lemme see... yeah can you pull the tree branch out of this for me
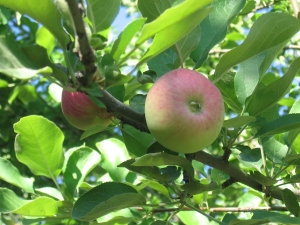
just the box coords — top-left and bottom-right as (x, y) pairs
(194, 151), (300, 201)
(97, 87), (149, 133)
(65, 0), (96, 87)
(137, 206), (288, 213)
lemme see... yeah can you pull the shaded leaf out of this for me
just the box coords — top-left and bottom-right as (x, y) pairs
(174, 25), (201, 67)
(14, 116), (64, 178)
(223, 116), (256, 128)
(129, 94), (146, 114)
(148, 48), (178, 78)
(261, 136), (288, 164)
(282, 188), (300, 217)
(132, 152), (194, 178)
(255, 114), (300, 137)
(87, 0), (121, 32)
(72, 182), (146, 221)
(249, 171), (277, 186)
(252, 210), (300, 224)
(191, 0), (246, 68)
(0, 38), (52, 80)
(247, 57), (300, 116)
(181, 181), (219, 195)
(138, 0), (177, 22)
(122, 125), (154, 157)
(215, 72), (243, 113)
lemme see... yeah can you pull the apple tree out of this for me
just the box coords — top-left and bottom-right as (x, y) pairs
(1, 0), (300, 224)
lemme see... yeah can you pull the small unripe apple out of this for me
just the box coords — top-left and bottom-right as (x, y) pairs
(61, 90), (112, 130)
(145, 68), (224, 153)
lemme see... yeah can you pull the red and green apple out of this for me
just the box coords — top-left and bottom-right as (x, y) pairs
(145, 68), (224, 153)
(61, 90), (112, 130)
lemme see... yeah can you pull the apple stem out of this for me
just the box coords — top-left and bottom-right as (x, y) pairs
(188, 100), (201, 113)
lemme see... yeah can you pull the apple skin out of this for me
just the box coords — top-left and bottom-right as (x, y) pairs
(145, 68), (224, 153)
(61, 90), (112, 130)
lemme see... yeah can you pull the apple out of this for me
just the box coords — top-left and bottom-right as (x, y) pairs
(145, 68), (224, 153)
(61, 90), (112, 130)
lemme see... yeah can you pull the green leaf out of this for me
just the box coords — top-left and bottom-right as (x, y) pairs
(72, 182), (146, 221)
(21, 45), (68, 84)
(252, 210), (300, 224)
(234, 146), (262, 171)
(119, 159), (176, 183)
(261, 136), (288, 164)
(215, 13), (300, 80)
(282, 188), (300, 217)
(0, 38), (52, 79)
(0, 158), (34, 193)
(137, 2), (212, 65)
(247, 57), (300, 116)
(255, 114), (300, 137)
(191, 0), (246, 68)
(63, 146), (101, 196)
(284, 154), (300, 165)
(177, 211), (209, 225)
(14, 115), (64, 178)
(174, 25), (201, 67)
(181, 181), (219, 195)
(129, 94), (146, 114)
(229, 218), (269, 225)
(148, 48), (178, 78)
(223, 116), (256, 128)
(96, 138), (129, 181)
(215, 72), (243, 113)
(0, 188), (58, 216)
(35, 187), (64, 200)
(80, 125), (112, 140)
(36, 26), (56, 56)
(132, 152), (194, 178)
(234, 53), (266, 105)
(121, 125), (154, 157)
(111, 18), (147, 61)
(249, 171), (277, 186)
(138, 0), (177, 22)
(87, 0), (121, 33)
(0, 0), (69, 47)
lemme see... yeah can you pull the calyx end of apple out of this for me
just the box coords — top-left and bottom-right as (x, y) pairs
(188, 100), (201, 113)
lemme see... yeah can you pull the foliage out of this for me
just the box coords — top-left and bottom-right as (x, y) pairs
(0, 0), (300, 224)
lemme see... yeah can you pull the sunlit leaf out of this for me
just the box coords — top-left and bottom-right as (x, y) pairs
(0, 188), (58, 216)
(0, 158), (34, 193)
(0, 0), (69, 47)
(96, 138), (129, 181)
(111, 18), (147, 61)
(14, 116), (64, 178)
(63, 146), (101, 196)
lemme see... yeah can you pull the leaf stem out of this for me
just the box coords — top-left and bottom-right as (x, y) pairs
(174, 44), (184, 68)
